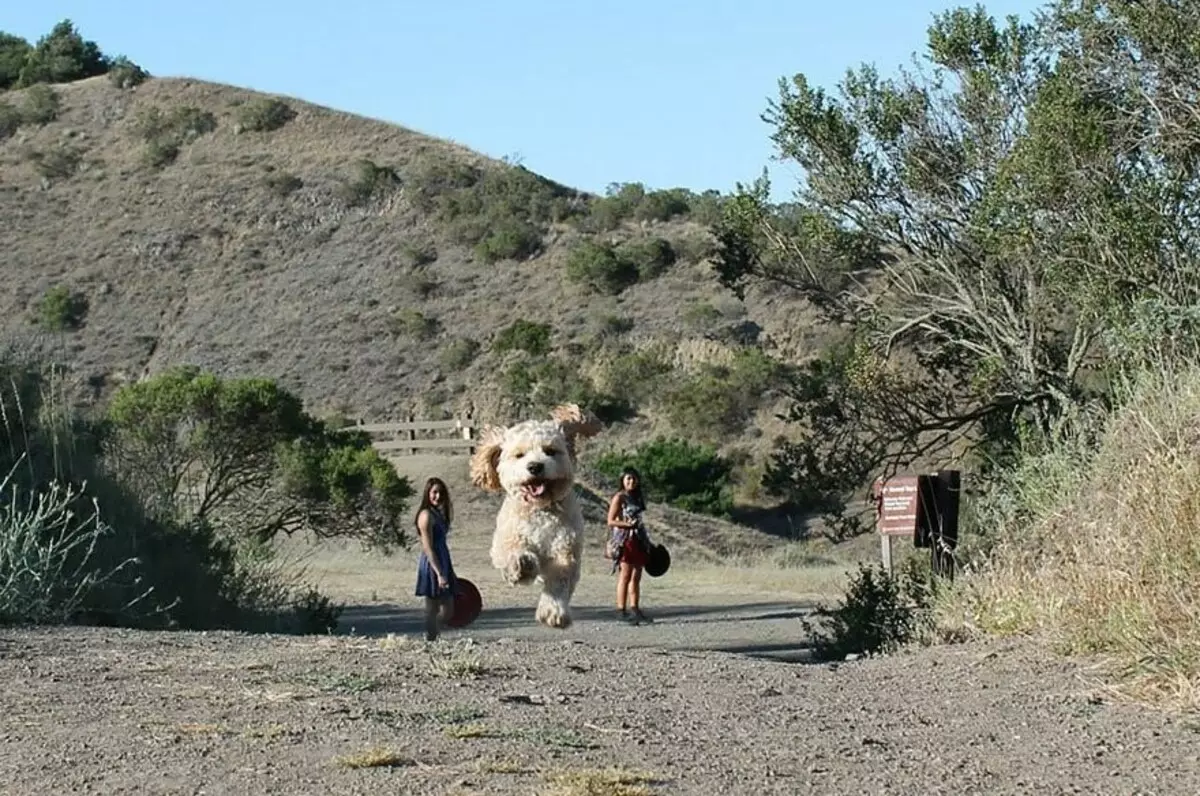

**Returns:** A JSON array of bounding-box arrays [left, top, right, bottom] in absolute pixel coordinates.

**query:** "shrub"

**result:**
[[0, 359, 342, 633], [236, 97, 296, 132], [615, 237, 676, 280], [597, 346, 673, 406], [659, 348, 784, 442], [0, 33, 31, 90], [35, 285, 88, 331], [391, 309, 440, 340], [0, 470, 137, 626], [564, 241, 639, 295], [946, 363, 1200, 706], [803, 558, 937, 661], [0, 102, 20, 139], [132, 105, 217, 169], [634, 188, 692, 223], [103, 366, 414, 552], [501, 356, 632, 423], [474, 218, 542, 263], [26, 145, 81, 181], [263, 170, 303, 196], [107, 56, 149, 89], [440, 337, 480, 369], [341, 158, 400, 205], [594, 436, 734, 516], [493, 319, 552, 356], [20, 85, 60, 125]]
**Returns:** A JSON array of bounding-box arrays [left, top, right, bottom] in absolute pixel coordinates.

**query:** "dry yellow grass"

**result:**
[[333, 747, 413, 769], [945, 364, 1200, 709], [542, 767, 662, 796]]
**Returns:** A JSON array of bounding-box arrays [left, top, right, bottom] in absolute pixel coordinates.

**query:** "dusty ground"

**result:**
[[3, 456, 1200, 794]]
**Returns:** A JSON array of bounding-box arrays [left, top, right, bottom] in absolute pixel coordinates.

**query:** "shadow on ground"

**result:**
[[337, 600, 822, 664]]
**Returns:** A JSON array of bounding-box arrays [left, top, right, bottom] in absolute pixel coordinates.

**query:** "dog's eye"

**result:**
[[542, 446, 559, 457]]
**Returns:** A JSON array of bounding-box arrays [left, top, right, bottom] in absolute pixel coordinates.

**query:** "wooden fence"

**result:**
[[347, 416, 476, 457]]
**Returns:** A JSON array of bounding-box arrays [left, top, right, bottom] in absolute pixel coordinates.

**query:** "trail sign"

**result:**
[[873, 476, 921, 536]]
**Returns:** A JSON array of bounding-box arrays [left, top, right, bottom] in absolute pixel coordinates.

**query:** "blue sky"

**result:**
[[9, 1, 1046, 200]]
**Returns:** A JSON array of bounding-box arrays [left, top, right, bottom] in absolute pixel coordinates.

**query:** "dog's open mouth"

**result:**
[[520, 478, 555, 500]]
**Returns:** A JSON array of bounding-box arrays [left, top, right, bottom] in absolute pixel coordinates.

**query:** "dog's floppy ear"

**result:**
[[469, 424, 505, 492], [550, 403, 603, 458]]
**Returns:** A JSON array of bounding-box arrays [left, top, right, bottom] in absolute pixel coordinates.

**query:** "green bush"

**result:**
[[107, 56, 148, 89], [564, 241, 640, 295], [132, 105, 217, 169], [616, 237, 677, 280], [0, 33, 31, 90], [103, 366, 414, 552], [263, 170, 303, 196], [597, 346, 674, 406], [20, 85, 60, 125], [440, 337, 480, 369], [475, 218, 542, 263], [391, 309, 440, 340], [236, 97, 296, 132], [35, 285, 88, 331], [493, 319, 552, 356], [594, 436, 734, 516], [803, 558, 937, 661], [501, 355, 632, 423], [0, 359, 343, 633], [0, 102, 20, 139], [26, 145, 82, 181], [660, 348, 783, 441], [341, 158, 400, 205]]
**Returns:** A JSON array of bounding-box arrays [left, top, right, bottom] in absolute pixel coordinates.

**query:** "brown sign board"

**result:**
[[873, 476, 921, 537]]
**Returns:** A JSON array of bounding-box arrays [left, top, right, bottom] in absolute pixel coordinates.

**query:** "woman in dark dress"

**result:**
[[606, 467, 653, 626], [413, 476, 457, 641]]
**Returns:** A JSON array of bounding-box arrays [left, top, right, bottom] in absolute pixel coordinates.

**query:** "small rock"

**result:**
[[759, 687, 783, 697], [844, 653, 861, 662]]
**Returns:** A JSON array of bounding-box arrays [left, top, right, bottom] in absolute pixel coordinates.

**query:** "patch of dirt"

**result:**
[[2, 625, 1197, 795]]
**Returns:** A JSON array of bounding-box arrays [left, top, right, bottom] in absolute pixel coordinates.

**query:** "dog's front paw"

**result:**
[[502, 552, 539, 586], [535, 595, 572, 629]]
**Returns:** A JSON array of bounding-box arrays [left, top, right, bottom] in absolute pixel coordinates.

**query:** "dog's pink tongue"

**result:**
[[524, 482, 546, 497]]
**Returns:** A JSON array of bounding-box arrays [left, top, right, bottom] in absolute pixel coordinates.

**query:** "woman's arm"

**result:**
[[416, 509, 446, 582]]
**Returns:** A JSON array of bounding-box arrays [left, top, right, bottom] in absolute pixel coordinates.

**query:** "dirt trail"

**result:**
[[1, 626, 1198, 795]]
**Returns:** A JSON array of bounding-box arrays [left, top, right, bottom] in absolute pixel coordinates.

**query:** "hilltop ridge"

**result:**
[[0, 69, 835, 521]]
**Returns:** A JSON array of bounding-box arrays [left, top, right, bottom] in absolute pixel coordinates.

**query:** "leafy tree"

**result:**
[[17, 20, 110, 87], [711, 1, 1200, 533], [101, 367, 413, 551], [0, 32, 31, 90]]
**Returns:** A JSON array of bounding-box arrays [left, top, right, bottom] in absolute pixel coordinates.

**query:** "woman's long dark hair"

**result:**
[[619, 466, 645, 511], [414, 476, 453, 529]]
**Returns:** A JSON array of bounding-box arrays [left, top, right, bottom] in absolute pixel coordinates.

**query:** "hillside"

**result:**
[[0, 74, 835, 510]]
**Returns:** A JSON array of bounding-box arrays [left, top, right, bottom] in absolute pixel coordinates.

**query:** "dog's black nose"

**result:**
[[527, 461, 544, 476]]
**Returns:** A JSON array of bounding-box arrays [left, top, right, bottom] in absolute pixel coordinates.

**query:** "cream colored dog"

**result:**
[[469, 404, 602, 629]]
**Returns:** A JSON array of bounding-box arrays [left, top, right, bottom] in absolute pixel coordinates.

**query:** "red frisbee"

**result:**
[[446, 577, 482, 628]]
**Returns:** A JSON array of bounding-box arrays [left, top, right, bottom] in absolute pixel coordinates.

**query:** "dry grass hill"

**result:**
[[0, 74, 839, 520]]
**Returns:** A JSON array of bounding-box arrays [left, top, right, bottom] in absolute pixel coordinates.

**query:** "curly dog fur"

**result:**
[[469, 403, 602, 629]]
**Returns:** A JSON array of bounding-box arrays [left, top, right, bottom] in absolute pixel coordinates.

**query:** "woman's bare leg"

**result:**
[[616, 562, 631, 611]]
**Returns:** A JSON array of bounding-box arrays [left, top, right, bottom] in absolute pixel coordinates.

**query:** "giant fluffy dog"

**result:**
[[469, 404, 602, 629]]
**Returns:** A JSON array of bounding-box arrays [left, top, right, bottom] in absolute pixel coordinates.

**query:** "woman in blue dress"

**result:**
[[413, 476, 457, 641]]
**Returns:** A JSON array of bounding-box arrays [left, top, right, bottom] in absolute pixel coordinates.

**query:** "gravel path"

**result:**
[[2, 620, 1199, 795]]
